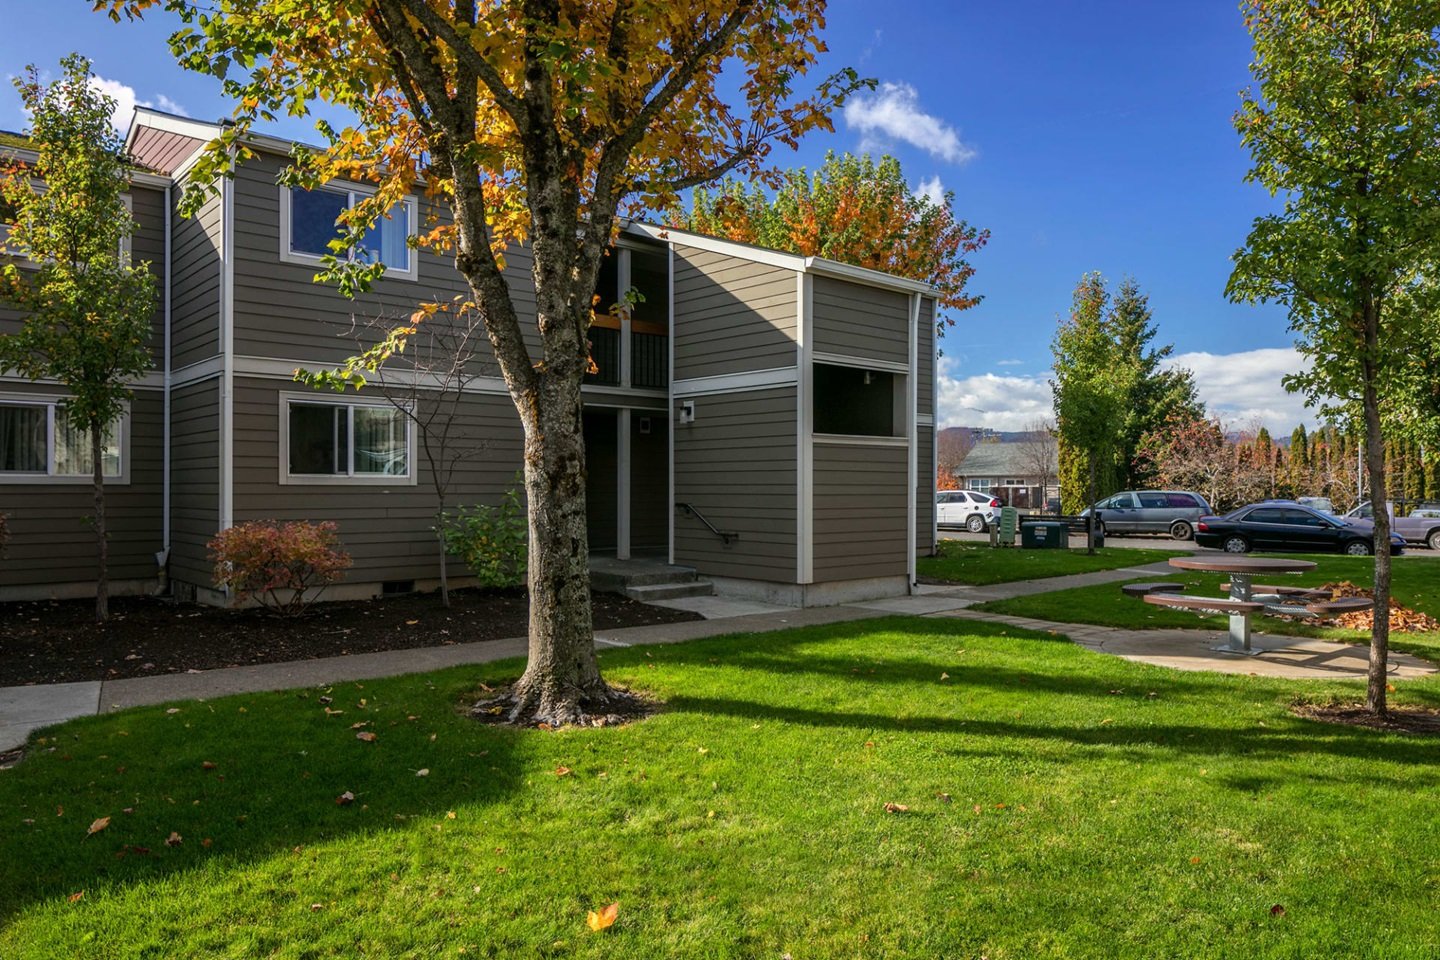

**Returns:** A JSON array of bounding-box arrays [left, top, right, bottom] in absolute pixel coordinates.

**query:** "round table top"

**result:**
[[1168, 555, 1316, 574]]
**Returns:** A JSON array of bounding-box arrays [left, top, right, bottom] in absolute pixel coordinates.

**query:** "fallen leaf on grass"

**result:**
[[68, 892, 84, 903], [350, 722, 369, 730], [415, 768, 430, 777], [940, 672, 950, 681], [935, 792, 952, 803], [883, 802, 910, 814], [201, 838, 212, 848], [554, 766, 572, 777], [165, 708, 180, 715], [1270, 904, 1285, 916], [356, 732, 378, 743], [86, 816, 110, 837], [201, 761, 217, 770], [165, 831, 183, 847], [586, 902, 619, 932], [310, 903, 323, 912], [336, 792, 355, 806], [324, 707, 344, 716], [318, 696, 333, 705], [405, 619, 419, 626]]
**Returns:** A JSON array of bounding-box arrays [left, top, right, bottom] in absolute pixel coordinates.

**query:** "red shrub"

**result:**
[[0, 512, 9, 558], [208, 520, 352, 616]]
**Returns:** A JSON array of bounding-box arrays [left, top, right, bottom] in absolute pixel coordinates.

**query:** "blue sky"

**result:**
[[0, 2, 1308, 431]]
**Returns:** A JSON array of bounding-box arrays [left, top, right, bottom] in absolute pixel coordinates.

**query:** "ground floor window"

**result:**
[[0, 398, 123, 480], [967, 478, 995, 495], [285, 398, 410, 480], [813, 362, 902, 437]]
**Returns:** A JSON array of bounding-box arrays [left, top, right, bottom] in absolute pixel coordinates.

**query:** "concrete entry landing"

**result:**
[[588, 556, 716, 602]]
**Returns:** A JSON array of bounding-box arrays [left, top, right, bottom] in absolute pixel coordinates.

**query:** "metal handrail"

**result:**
[[676, 502, 740, 545]]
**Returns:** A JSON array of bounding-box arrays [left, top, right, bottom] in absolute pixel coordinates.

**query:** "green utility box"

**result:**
[[1021, 521, 1069, 549]]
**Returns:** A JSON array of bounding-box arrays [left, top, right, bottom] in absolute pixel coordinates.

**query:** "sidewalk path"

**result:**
[[4, 563, 1434, 752]]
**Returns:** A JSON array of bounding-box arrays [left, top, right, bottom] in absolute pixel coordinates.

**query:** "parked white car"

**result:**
[[937, 490, 1002, 532]]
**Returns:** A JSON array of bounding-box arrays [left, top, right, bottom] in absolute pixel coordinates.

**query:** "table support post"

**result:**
[[1227, 574, 1253, 652]]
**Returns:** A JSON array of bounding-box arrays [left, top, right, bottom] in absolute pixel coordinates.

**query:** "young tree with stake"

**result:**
[[0, 55, 156, 623], [1229, 0, 1440, 716]]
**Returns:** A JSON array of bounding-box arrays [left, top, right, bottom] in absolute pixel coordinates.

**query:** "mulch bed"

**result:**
[[0, 588, 701, 686], [1293, 702, 1440, 736]]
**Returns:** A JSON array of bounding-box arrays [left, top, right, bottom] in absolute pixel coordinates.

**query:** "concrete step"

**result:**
[[589, 558, 699, 593], [624, 580, 716, 602]]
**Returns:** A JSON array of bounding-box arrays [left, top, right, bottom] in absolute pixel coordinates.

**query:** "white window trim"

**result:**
[[0, 392, 131, 485], [277, 391, 418, 486], [278, 184, 419, 282]]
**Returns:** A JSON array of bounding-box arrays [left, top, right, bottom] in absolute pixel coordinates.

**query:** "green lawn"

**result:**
[[4, 618, 1440, 958], [975, 554, 1440, 662], [918, 538, 1182, 585]]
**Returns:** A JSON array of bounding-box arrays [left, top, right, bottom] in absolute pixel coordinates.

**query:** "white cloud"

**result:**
[[844, 82, 976, 164], [89, 75, 188, 133], [935, 346, 1319, 434], [1165, 347, 1317, 433], [913, 174, 945, 206], [995, 358, 1024, 367]]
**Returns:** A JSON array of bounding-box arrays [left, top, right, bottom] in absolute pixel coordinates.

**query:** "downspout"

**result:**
[[219, 153, 236, 538], [666, 243, 675, 565], [159, 183, 173, 593]]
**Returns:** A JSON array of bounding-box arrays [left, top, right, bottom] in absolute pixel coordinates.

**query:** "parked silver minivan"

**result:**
[[1083, 490, 1212, 540]]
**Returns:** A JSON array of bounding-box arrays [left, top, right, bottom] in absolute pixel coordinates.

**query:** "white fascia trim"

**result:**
[[132, 107, 222, 143], [797, 272, 814, 585], [906, 292, 920, 592], [0, 370, 164, 390], [623, 221, 806, 272], [171, 355, 226, 386], [276, 390, 419, 487], [812, 433, 910, 448], [811, 351, 911, 375], [219, 164, 235, 533], [805, 256, 938, 297], [666, 243, 676, 565], [673, 366, 798, 398]]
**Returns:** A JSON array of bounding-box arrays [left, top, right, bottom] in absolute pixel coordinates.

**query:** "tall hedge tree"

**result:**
[[1228, 0, 1440, 716], [1051, 273, 1129, 551], [677, 152, 988, 330], [0, 55, 156, 623], [103, 0, 863, 725]]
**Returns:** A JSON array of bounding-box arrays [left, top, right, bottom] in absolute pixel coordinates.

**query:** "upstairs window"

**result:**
[[284, 397, 412, 483], [0, 398, 124, 482], [282, 186, 417, 280]]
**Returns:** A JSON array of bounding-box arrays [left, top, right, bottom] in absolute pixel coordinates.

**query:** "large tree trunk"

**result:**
[[91, 420, 109, 623], [1361, 317, 1391, 716]]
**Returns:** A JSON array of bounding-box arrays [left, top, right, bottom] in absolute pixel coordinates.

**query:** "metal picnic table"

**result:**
[[1155, 555, 1319, 654]]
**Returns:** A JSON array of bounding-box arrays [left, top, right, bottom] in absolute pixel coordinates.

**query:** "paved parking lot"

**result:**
[[937, 528, 1440, 556]]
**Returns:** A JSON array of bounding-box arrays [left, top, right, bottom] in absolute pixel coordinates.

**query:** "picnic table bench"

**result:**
[[1122, 554, 1381, 654]]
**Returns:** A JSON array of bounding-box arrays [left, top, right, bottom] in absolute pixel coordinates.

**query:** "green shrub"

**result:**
[[209, 520, 352, 616], [442, 486, 528, 588]]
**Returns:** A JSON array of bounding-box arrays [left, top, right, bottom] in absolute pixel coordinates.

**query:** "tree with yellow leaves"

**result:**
[[100, 0, 865, 725]]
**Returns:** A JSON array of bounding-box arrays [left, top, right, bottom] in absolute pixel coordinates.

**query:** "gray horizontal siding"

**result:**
[[811, 275, 909, 366], [171, 178, 222, 369], [812, 442, 908, 582], [918, 297, 935, 416], [0, 386, 163, 589], [673, 246, 796, 380], [169, 379, 220, 588], [916, 426, 934, 555], [229, 153, 536, 369], [673, 387, 796, 580], [229, 377, 526, 584]]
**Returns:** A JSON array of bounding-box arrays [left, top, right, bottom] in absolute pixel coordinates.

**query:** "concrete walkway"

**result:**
[[3, 561, 1434, 752]]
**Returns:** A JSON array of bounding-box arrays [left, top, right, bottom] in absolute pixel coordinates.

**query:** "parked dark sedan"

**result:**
[[1194, 503, 1406, 556]]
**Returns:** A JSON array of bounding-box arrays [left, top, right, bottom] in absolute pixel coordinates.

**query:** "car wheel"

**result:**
[[1428, 529, 1440, 551], [1344, 540, 1372, 557], [1170, 520, 1193, 541], [1222, 535, 1250, 554], [966, 514, 986, 533]]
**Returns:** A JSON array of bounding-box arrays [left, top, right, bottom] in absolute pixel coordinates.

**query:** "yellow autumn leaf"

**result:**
[[86, 816, 111, 837], [586, 902, 619, 932]]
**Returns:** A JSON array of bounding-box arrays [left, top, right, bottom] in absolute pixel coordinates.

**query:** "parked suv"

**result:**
[[1082, 490, 1212, 540], [936, 490, 1002, 533]]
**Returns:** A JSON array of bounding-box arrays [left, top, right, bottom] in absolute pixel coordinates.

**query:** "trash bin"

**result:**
[[1021, 521, 1068, 549]]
